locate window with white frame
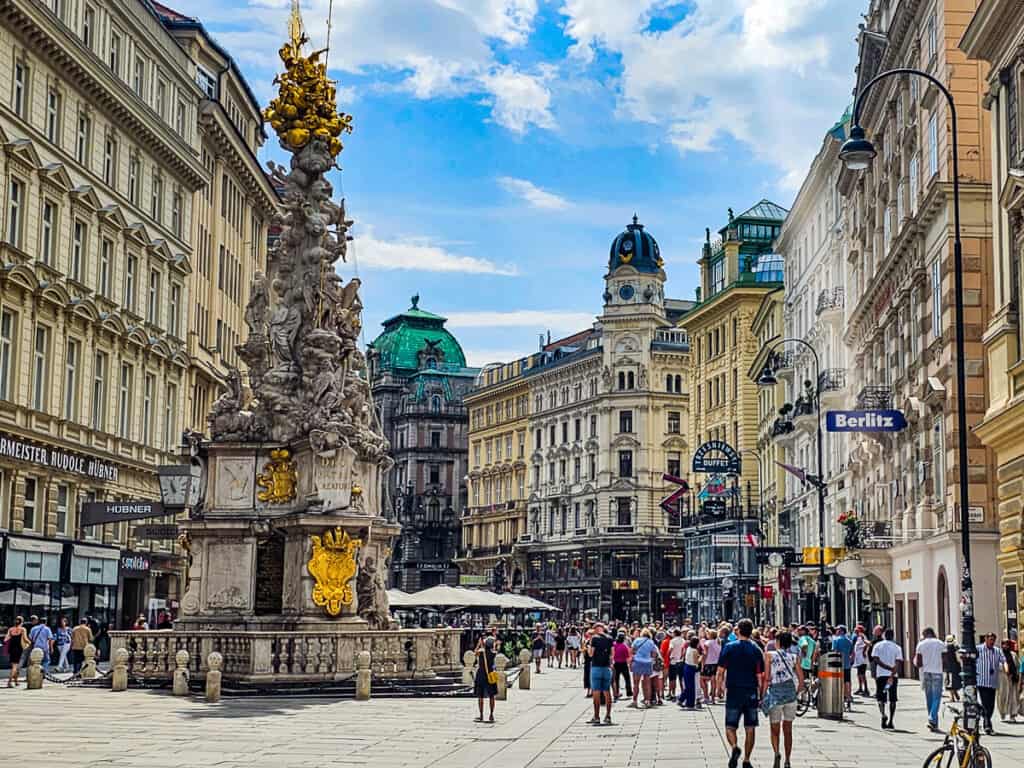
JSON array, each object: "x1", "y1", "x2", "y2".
[
  {"x1": 76, "y1": 112, "x2": 91, "y2": 165},
  {"x1": 23, "y1": 477, "x2": 38, "y2": 531},
  {"x1": 71, "y1": 219, "x2": 86, "y2": 281},
  {"x1": 128, "y1": 155, "x2": 140, "y2": 205},
  {"x1": 118, "y1": 363, "x2": 133, "y2": 439},
  {"x1": 33, "y1": 324, "x2": 50, "y2": 411},
  {"x1": 13, "y1": 60, "x2": 29, "y2": 119},
  {"x1": 40, "y1": 199, "x2": 56, "y2": 265},
  {"x1": 910, "y1": 287, "x2": 920, "y2": 360},
  {"x1": 64, "y1": 338, "x2": 79, "y2": 421},
  {"x1": 142, "y1": 373, "x2": 154, "y2": 445},
  {"x1": 931, "y1": 259, "x2": 942, "y2": 340},
  {"x1": 151, "y1": 171, "x2": 163, "y2": 222},
  {"x1": 164, "y1": 382, "x2": 177, "y2": 451},
  {"x1": 56, "y1": 483, "x2": 69, "y2": 536},
  {"x1": 0, "y1": 309, "x2": 15, "y2": 400},
  {"x1": 92, "y1": 351, "x2": 107, "y2": 431},
  {"x1": 932, "y1": 415, "x2": 945, "y2": 499},
  {"x1": 169, "y1": 282, "x2": 181, "y2": 337},
  {"x1": 175, "y1": 101, "x2": 186, "y2": 136},
  {"x1": 82, "y1": 5, "x2": 95, "y2": 48},
  {"x1": 46, "y1": 88, "x2": 61, "y2": 143},
  {"x1": 928, "y1": 112, "x2": 939, "y2": 177},
  {"x1": 155, "y1": 79, "x2": 167, "y2": 120},
  {"x1": 103, "y1": 137, "x2": 117, "y2": 186},
  {"x1": 133, "y1": 56, "x2": 146, "y2": 97},
  {"x1": 926, "y1": 13, "x2": 938, "y2": 63},
  {"x1": 109, "y1": 28, "x2": 121, "y2": 74},
  {"x1": 7, "y1": 177, "x2": 23, "y2": 247},
  {"x1": 909, "y1": 154, "x2": 919, "y2": 215},
  {"x1": 147, "y1": 269, "x2": 160, "y2": 324},
  {"x1": 171, "y1": 191, "x2": 182, "y2": 238},
  {"x1": 99, "y1": 237, "x2": 111, "y2": 297}
]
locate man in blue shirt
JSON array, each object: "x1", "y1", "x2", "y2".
[
  {"x1": 831, "y1": 625, "x2": 854, "y2": 709},
  {"x1": 28, "y1": 615, "x2": 54, "y2": 672},
  {"x1": 716, "y1": 619, "x2": 765, "y2": 768}
]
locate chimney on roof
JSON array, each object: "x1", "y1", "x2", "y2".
[{"x1": 547, "y1": 330, "x2": 551, "y2": 346}]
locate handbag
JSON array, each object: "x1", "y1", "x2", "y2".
[
  {"x1": 21, "y1": 630, "x2": 31, "y2": 650},
  {"x1": 482, "y1": 650, "x2": 498, "y2": 685}
]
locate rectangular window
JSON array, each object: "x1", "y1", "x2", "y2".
[
  {"x1": 175, "y1": 101, "x2": 186, "y2": 136},
  {"x1": 109, "y1": 29, "x2": 121, "y2": 74},
  {"x1": 926, "y1": 14, "x2": 938, "y2": 63},
  {"x1": 155, "y1": 80, "x2": 167, "y2": 120},
  {"x1": 618, "y1": 450, "x2": 633, "y2": 478},
  {"x1": 23, "y1": 477, "x2": 38, "y2": 531},
  {"x1": 667, "y1": 410, "x2": 680, "y2": 434},
  {"x1": 164, "y1": 382, "x2": 177, "y2": 451},
  {"x1": 0, "y1": 309, "x2": 15, "y2": 400},
  {"x1": 171, "y1": 192, "x2": 182, "y2": 238},
  {"x1": 55, "y1": 484, "x2": 69, "y2": 536},
  {"x1": 7, "y1": 178, "x2": 23, "y2": 247},
  {"x1": 169, "y1": 283, "x2": 181, "y2": 336},
  {"x1": 46, "y1": 88, "x2": 61, "y2": 143},
  {"x1": 588, "y1": 453, "x2": 596, "y2": 480},
  {"x1": 561, "y1": 421, "x2": 568, "y2": 444},
  {"x1": 82, "y1": 6, "x2": 95, "y2": 48},
  {"x1": 33, "y1": 325, "x2": 49, "y2": 411},
  {"x1": 64, "y1": 338, "x2": 79, "y2": 421},
  {"x1": 99, "y1": 238, "x2": 112, "y2": 297},
  {"x1": 103, "y1": 138, "x2": 117, "y2": 186},
  {"x1": 667, "y1": 451, "x2": 681, "y2": 478},
  {"x1": 928, "y1": 112, "x2": 939, "y2": 177},
  {"x1": 429, "y1": 464, "x2": 440, "y2": 485},
  {"x1": 909, "y1": 155, "x2": 919, "y2": 216},
  {"x1": 142, "y1": 373, "x2": 154, "y2": 445},
  {"x1": 128, "y1": 156, "x2": 140, "y2": 205},
  {"x1": 92, "y1": 351, "x2": 107, "y2": 431},
  {"x1": 40, "y1": 199, "x2": 56, "y2": 265},
  {"x1": 76, "y1": 113, "x2": 91, "y2": 165},
  {"x1": 430, "y1": 431, "x2": 441, "y2": 449},
  {"x1": 590, "y1": 414, "x2": 597, "y2": 437},
  {"x1": 124, "y1": 253, "x2": 137, "y2": 311},
  {"x1": 71, "y1": 219, "x2": 86, "y2": 281},
  {"x1": 619, "y1": 410, "x2": 633, "y2": 433},
  {"x1": 932, "y1": 415, "x2": 945, "y2": 499},
  {"x1": 616, "y1": 497, "x2": 631, "y2": 527},
  {"x1": 133, "y1": 56, "x2": 146, "y2": 97},
  {"x1": 931, "y1": 259, "x2": 941, "y2": 339},
  {"x1": 151, "y1": 172, "x2": 163, "y2": 222},
  {"x1": 147, "y1": 269, "x2": 160, "y2": 324},
  {"x1": 118, "y1": 363, "x2": 133, "y2": 439},
  {"x1": 13, "y1": 61, "x2": 28, "y2": 119}
]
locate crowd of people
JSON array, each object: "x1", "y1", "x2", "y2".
[
  {"x1": 2, "y1": 614, "x2": 113, "y2": 685},
  {"x1": 471, "y1": 617, "x2": 1024, "y2": 768}
]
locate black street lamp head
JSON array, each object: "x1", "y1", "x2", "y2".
[
  {"x1": 839, "y1": 124, "x2": 877, "y2": 171},
  {"x1": 756, "y1": 362, "x2": 778, "y2": 388}
]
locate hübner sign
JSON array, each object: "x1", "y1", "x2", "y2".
[{"x1": 0, "y1": 432, "x2": 119, "y2": 482}]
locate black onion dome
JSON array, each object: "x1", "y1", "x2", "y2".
[{"x1": 609, "y1": 214, "x2": 663, "y2": 273}]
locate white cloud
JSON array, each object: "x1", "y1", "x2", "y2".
[
  {"x1": 497, "y1": 177, "x2": 571, "y2": 210},
  {"x1": 559, "y1": 0, "x2": 862, "y2": 185},
  {"x1": 350, "y1": 230, "x2": 518, "y2": 276},
  {"x1": 444, "y1": 309, "x2": 594, "y2": 330},
  {"x1": 480, "y1": 66, "x2": 556, "y2": 133},
  {"x1": 463, "y1": 348, "x2": 535, "y2": 367}
]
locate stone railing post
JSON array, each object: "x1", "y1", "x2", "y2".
[
  {"x1": 206, "y1": 651, "x2": 222, "y2": 702},
  {"x1": 173, "y1": 650, "x2": 190, "y2": 696},
  {"x1": 26, "y1": 648, "x2": 44, "y2": 689},
  {"x1": 111, "y1": 648, "x2": 129, "y2": 692},
  {"x1": 518, "y1": 648, "x2": 532, "y2": 690},
  {"x1": 80, "y1": 644, "x2": 97, "y2": 679},
  {"x1": 355, "y1": 650, "x2": 371, "y2": 701},
  {"x1": 461, "y1": 650, "x2": 476, "y2": 686},
  {"x1": 495, "y1": 653, "x2": 509, "y2": 700}
]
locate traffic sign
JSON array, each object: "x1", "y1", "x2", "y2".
[{"x1": 825, "y1": 410, "x2": 907, "y2": 432}]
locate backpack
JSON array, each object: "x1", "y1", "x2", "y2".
[{"x1": 652, "y1": 651, "x2": 664, "y2": 672}]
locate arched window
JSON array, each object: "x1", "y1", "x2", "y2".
[
  {"x1": 675, "y1": 375, "x2": 682, "y2": 393},
  {"x1": 427, "y1": 497, "x2": 441, "y2": 521},
  {"x1": 431, "y1": 395, "x2": 441, "y2": 413},
  {"x1": 618, "y1": 371, "x2": 626, "y2": 390},
  {"x1": 627, "y1": 372, "x2": 635, "y2": 389},
  {"x1": 666, "y1": 374, "x2": 673, "y2": 392}
]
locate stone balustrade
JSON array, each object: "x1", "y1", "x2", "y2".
[{"x1": 108, "y1": 628, "x2": 461, "y2": 683}]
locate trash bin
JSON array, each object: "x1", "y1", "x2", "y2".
[{"x1": 817, "y1": 651, "x2": 844, "y2": 720}]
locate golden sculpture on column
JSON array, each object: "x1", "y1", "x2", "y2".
[{"x1": 308, "y1": 527, "x2": 363, "y2": 616}]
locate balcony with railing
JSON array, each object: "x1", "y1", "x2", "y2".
[
  {"x1": 818, "y1": 368, "x2": 848, "y2": 406},
  {"x1": 856, "y1": 384, "x2": 892, "y2": 409},
  {"x1": 653, "y1": 328, "x2": 690, "y2": 350},
  {"x1": 815, "y1": 287, "x2": 844, "y2": 318}
]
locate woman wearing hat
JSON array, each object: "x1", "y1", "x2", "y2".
[
  {"x1": 942, "y1": 634, "x2": 962, "y2": 702},
  {"x1": 473, "y1": 635, "x2": 499, "y2": 723}
]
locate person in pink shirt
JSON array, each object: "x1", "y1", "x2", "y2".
[
  {"x1": 702, "y1": 626, "x2": 725, "y2": 704},
  {"x1": 611, "y1": 631, "x2": 633, "y2": 700}
]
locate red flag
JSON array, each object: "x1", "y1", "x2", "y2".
[{"x1": 775, "y1": 460, "x2": 807, "y2": 485}]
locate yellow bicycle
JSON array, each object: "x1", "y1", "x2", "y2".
[{"x1": 921, "y1": 704, "x2": 992, "y2": 768}]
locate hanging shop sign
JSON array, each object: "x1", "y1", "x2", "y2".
[
  {"x1": 660, "y1": 473, "x2": 689, "y2": 515},
  {"x1": 692, "y1": 441, "x2": 741, "y2": 474},
  {"x1": 0, "y1": 431, "x2": 119, "y2": 481},
  {"x1": 825, "y1": 410, "x2": 907, "y2": 432},
  {"x1": 120, "y1": 551, "x2": 152, "y2": 575},
  {"x1": 612, "y1": 579, "x2": 639, "y2": 590},
  {"x1": 134, "y1": 524, "x2": 179, "y2": 539},
  {"x1": 81, "y1": 501, "x2": 165, "y2": 527}
]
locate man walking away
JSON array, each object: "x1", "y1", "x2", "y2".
[
  {"x1": 70, "y1": 618, "x2": 93, "y2": 673},
  {"x1": 27, "y1": 615, "x2": 54, "y2": 673},
  {"x1": 831, "y1": 625, "x2": 854, "y2": 709},
  {"x1": 716, "y1": 619, "x2": 765, "y2": 768},
  {"x1": 588, "y1": 623, "x2": 615, "y2": 726},
  {"x1": 976, "y1": 633, "x2": 1001, "y2": 735},
  {"x1": 667, "y1": 628, "x2": 686, "y2": 700},
  {"x1": 914, "y1": 627, "x2": 946, "y2": 731},
  {"x1": 870, "y1": 628, "x2": 903, "y2": 730}
]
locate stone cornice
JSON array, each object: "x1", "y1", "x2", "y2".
[{"x1": 199, "y1": 104, "x2": 278, "y2": 217}]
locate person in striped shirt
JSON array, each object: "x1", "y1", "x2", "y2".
[{"x1": 976, "y1": 633, "x2": 1002, "y2": 735}]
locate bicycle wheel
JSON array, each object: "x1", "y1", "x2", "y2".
[
  {"x1": 921, "y1": 744, "x2": 956, "y2": 768},
  {"x1": 796, "y1": 686, "x2": 811, "y2": 717},
  {"x1": 970, "y1": 745, "x2": 993, "y2": 768}
]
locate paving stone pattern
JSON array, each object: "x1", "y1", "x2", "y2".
[{"x1": 2, "y1": 667, "x2": 1022, "y2": 767}]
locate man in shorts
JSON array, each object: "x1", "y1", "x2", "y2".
[
  {"x1": 587, "y1": 623, "x2": 615, "y2": 725},
  {"x1": 797, "y1": 625, "x2": 817, "y2": 680},
  {"x1": 716, "y1": 619, "x2": 765, "y2": 768},
  {"x1": 667, "y1": 628, "x2": 686, "y2": 699},
  {"x1": 871, "y1": 627, "x2": 903, "y2": 729}
]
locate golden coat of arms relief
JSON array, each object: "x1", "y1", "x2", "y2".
[
  {"x1": 256, "y1": 448, "x2": 298, "y2": 504},
  {"x1": 308, "y1": 526, "x2": 363, "y2": 616}
]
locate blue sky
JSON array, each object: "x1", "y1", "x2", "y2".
[{"x1": 166, "y1": 0, "x2": 866, "y2": 366}]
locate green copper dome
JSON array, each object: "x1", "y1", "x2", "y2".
[{"x1": 369, "y1": 294, "x2": 467, "y2": 374}]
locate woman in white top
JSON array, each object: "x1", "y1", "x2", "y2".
[
  {"x1": 566, "y1": 628, "x2": 581, "y2": 669},
  {"x1": 764, "y1": 631, "x2": 804, "y2": 768},
  {"x1": 853, "y1": 626, "x2": 870, "y2": 697}
]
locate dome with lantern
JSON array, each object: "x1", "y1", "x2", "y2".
[{"x1": 608, "y1": 214, "x2": 663, "y2": 274}]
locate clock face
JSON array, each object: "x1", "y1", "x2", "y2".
[
  {"x1": 768, "y1": 552, "x2": 785, "y2": 568},
  {"x1": 622, "y1": 239, "x2": 633, "y2": 253},
  {"x1": 618, "y1": 284, "x2": 635, "y2": 301}
]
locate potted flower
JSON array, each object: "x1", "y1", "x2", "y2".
[{"x1": 837, "y1": 511, "x2": 862, "y2": 548}]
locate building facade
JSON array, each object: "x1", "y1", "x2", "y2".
[
  {"x1": 368, "y1": 296, "x2": 477, "y2": 591},
  {"x1": 962, "y1": 0, "x2": 1024, "y2": 643},
  {"x1": 679, "y1": 201, "x2": 786, "y2": 623},
  {"x1": 0, "y1": 0, "x2": 269, "y2": 641},
  {"x1": 837, "y1": 0, "x2": 999, "y2": 650}
]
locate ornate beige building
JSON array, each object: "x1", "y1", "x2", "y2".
[{"x1": 0, "y1": 0, "x2": 271, "y2": 633}]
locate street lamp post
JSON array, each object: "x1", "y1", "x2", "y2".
[
  {"x1": 755, "y1": 338, "x2": 828, "y2": 640},
  {"x1": 741, "y1": 448, "x2": 764, "y2": 625},
  {"x1": 839, "y1": 67, "x2": 978, "y2": 726}
]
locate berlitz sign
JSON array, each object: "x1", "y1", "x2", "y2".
[
  {"x1": 825, "y1": 410, "x2": 907, "y2": 432},
  {"x1": 81, "y1": 501, "x2": 165, "y2": 527},
  {"x1": 0, "y1": 432, "x2": 119, "y2": 481}
]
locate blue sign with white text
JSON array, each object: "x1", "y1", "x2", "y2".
[{"x1": 825, "y1": 410, "x2": 907, "y2": 432}]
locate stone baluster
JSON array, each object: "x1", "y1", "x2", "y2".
[
  {"x1": 355, "y1": 650, "x2": 371, "y2": 701},
  {"x1": 26, "y1": 648, "x2": 44, "y2": 689},
  {"x1": 173, "y1": 650, "x2": 190, "y2": 696},
  {"x1": 206, "y1": 651, "x2": 222, "y2": 702},
  {"x1": 495, "y1": 653, "x2": 509, "y2": 701},
  {"x1": 111, "y1": 647, "x2": 129, "y2": 691},
  {"x1": 518, "y1": 648, "x2": 532, "y2": 690},
  {"x1": 80, "y1": 644, "x2": 97, "y2": 679},
  {"x1": 461, "y1": 650, "x2": 476, "y2": 686}
]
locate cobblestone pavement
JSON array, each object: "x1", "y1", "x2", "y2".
[{"x1": 2, "y1": 667, "x2": 1021, "y2": 767}]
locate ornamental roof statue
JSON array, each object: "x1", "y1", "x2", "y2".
[{"x1": 209, "y1": 3, "x2": 388, "y2": 467}]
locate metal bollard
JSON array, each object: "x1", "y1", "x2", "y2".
[
  {"x1": 80, "y1": 644, "x2": 97, "y2": 679},
  {"x1": 111, "y1": 648, "x2": 129, "y2": 692},
  {"x1": 173, "y1": 650, "x2": 190, "y2": 696},
  {"x1": 206, "y1": 651, "x2": 222, "y2": 702},
  {"x1": 26, "y1": 648, "x2": 44, "y2": 689},
  {"x1": 355, "y1": 650, "x2": 371, "y2": 701},
  {"x1": 518, "y1": 648, "x2": 532, "y2": 690},
  {"x1": 495, "y1": 653, "x2": 509, "y2": 700},
  {"x1": 817, "y1": 651, "x2": 844, "y2": 720}
]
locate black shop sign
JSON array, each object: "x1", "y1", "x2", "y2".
[
  {"x1": 691, "y1": 441, "x2": 741, "y2": 474},
  {"x1": 120, "y1": 551, "x2": 151, "y2": 575},
  {"x1": 0, "y1": 431, "x2": 119, "y2": 482},
  {"x1": 81, "y1": 501, "x2": 165, "y2": 527}
]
